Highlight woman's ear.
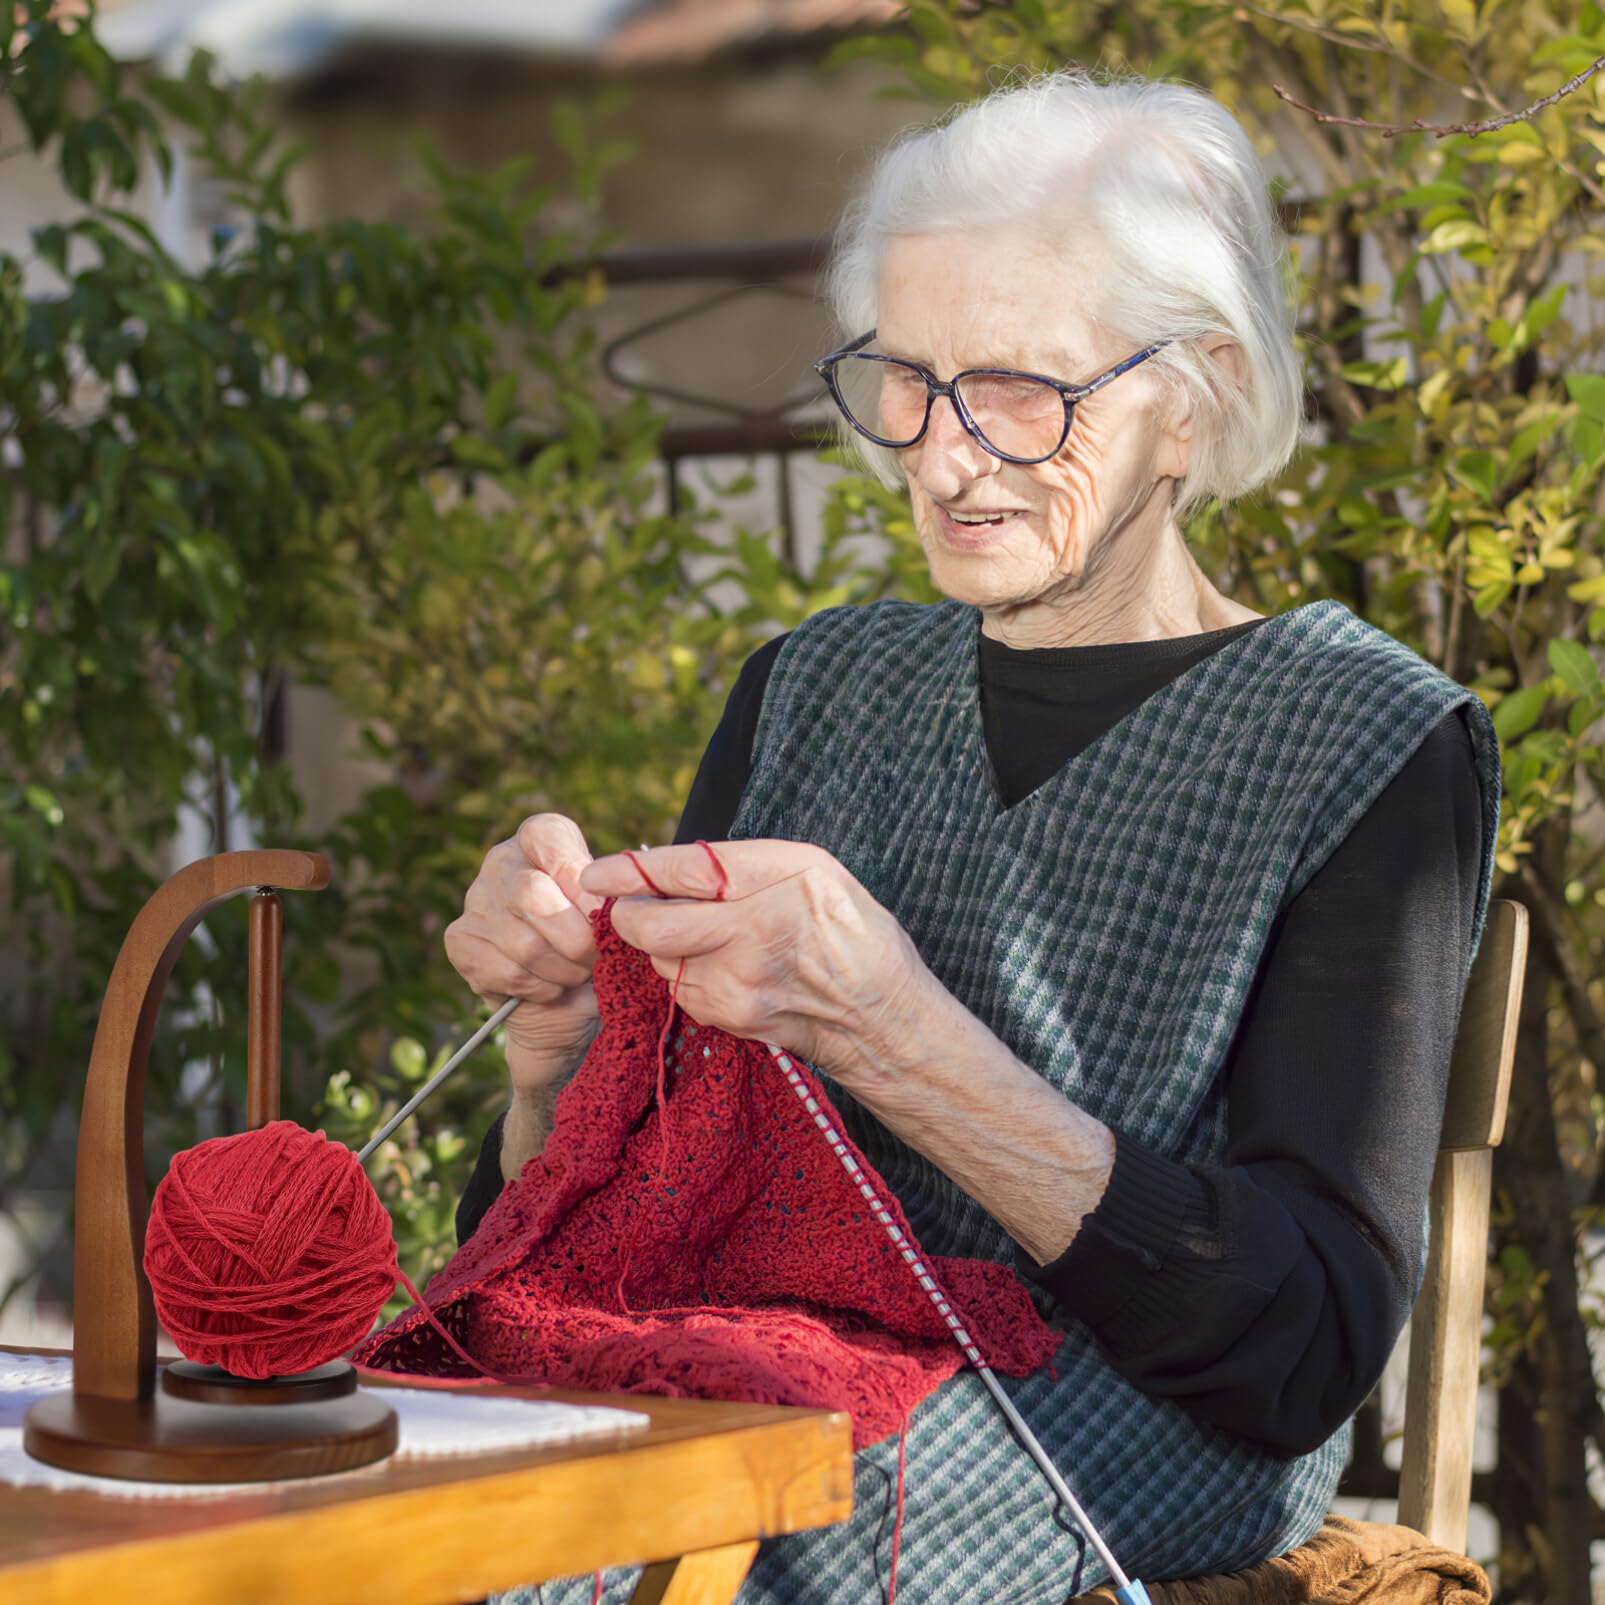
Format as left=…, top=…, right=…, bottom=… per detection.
left=1202, top=333, right=1246, bottom=385
left=1157, top=335, right=1244, bottom=481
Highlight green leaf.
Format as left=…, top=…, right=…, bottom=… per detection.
left=1380, top=181, right=1478, bottom=214
left=81, top=538, right=120, bottom=602
left=1565, top=373, right=1605, bottom=423
left=31, top=222, right=71, bottom=277
left=1498, top=1243, right=1535, bottom=1281
left=1571, top=414, right=1604, bottom=466
left=1423, top=219, right=1489, bottom=254
left=1548, top=637, right=1602, bottom=697
left=550, top=99, right=586, bottom=162
left=1418, top=289, right=1448, bottom=342
left=448, top=435, right=508, bottom=473
left=23, top=785, right=64, bottom=828
left=1493, top=685, right=1546, bottom=741
left=907, top=3, right=960, bottom=47
left=1338, top=358, right=1409, bottom=391
left=1525, top=283, right=1567, bottom=338
left=1530, top=33, right=1605, bottom=71
left=389, top=1038, right=428, bottom=1082
left=560, top=393, right=603, bottom=475
left=484, top=372, right=519, bottom=431
left=1450, top=450, right=1497, bottom=502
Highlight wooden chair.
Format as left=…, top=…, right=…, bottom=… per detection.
left=1396, top=895, right=1527, bottom=1551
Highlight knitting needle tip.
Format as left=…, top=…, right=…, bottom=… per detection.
left=356, top=995, right=521, bottom=1163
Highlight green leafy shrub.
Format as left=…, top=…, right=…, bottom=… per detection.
left=0, top=2, right=910, bottom=1318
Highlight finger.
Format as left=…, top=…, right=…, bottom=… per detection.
left=516, top=812, right=589, bottom=869
left=550, top=854, right=604, bottom=917
left=516, top=814, right=599, bottom=910
left=511, top=871, right=598, bottom=966
left=450, top=931, right=570, bottom=1005
left=497, top=917, right=593, bottom=989
left=581, top=839, right=831, bottom=902
left=607, top=894, right=741, bottom=960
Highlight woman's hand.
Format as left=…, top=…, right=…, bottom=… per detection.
left=445, top=813, right=604, bottom=1096
left=577, top=839, right=934, bottom=1088
left=582, top=838, right=1116, bottom=1261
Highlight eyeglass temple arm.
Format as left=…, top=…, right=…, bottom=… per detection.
left=1065, top=340, right=1173, bottom=399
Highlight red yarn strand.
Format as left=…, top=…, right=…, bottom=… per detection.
left=887, top=1409, right=911, bottom=1605
left=609, top=840, right=729, bottom=1313
left=619, top=848, right=668, bottom=898
left=612, top=849, right=691, bottom=1312
left=692, top=838, right=731, bottom=900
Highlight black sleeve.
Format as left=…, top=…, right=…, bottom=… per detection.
left=456, top=1106, right=509, bottom=1248
left=454, top=633, right=788, bottom=1248
left=1016, top=705, right=1485, bottom=1456
left=671, top=631, right=789, bottom=845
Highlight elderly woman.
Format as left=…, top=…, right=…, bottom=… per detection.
left=449, top=66, right=1499, bottom=1602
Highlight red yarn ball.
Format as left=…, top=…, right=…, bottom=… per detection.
left=144, top=1119, right=400, bottom=1380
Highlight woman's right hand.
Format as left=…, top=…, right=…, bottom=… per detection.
left=444, top=813, right=605, bottom=1097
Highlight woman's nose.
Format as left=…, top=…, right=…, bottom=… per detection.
left=905, top=390, right=1002, bottom=498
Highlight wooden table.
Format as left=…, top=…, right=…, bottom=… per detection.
left=0, top=1345, right=853, bottom=1605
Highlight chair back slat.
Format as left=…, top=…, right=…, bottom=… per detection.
left=1398, top=898, right=1527, bottom=1550
left=1437, top=899, right=1525, bottom=1153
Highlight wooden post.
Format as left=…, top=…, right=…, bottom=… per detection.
left=247, top=889, right=282, bottom=1129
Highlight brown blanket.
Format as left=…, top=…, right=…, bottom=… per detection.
left=1070, top=1516, right=1491, bottom=1605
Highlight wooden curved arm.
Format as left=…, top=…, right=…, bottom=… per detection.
left=73, top=850, right=331, bottom=1402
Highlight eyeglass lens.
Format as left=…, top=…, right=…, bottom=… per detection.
left=831, top=350, right=1066, bottom=459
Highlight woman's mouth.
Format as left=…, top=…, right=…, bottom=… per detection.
left=936, top=506, right=1027, bottom=549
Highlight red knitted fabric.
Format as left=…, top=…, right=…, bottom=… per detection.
left=353, top=901, right=1059, bottom=1448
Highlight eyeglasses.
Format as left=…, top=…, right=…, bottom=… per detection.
left=813, top=330, right=1172, bottom=466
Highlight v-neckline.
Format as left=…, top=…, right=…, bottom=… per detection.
left=960, top=599, right=1343, bottom=820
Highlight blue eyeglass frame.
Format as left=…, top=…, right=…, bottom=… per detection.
left=813, top=329, right=1174, bottom=465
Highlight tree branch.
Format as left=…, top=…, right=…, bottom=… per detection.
left=1272, top=54, right=1605, bottom=141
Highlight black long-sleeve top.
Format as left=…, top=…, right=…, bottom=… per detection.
left=457, top=614, right=1484, bottom=1459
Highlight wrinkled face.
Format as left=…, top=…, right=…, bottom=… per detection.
left=876, top=227, right=1184, bottom=616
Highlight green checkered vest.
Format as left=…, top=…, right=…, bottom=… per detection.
left=716, top=595, right=1503, bottom=1601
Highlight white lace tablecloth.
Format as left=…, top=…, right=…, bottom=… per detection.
left=1, top=1354, right=649, bottom=1499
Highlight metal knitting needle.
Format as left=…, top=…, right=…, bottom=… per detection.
left=763, top=1039, right=1148, bottom=1602
left=356, top=853, right=635, bottom=1162
left=357, top=996, right=520, bottom=1163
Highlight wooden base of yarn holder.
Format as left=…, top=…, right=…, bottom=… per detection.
left=25, top=1374, right=398, bottom=1483
left=23, top=851, right=401, bottom=1485
left=161, top=1358, right=359, bottom=1406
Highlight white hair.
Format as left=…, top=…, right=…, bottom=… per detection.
left=822, top=64, right=1306, bottom=526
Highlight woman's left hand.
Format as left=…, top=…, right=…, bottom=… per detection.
left=576, top=840, right=933, bottom=1083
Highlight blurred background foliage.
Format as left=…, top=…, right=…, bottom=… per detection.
left=0, top=4, right=914, bottom=1329
left=4, top=0, right=1605, bottom=1595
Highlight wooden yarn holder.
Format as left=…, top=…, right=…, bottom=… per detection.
left=23, top=850, right=399, bottom=1482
